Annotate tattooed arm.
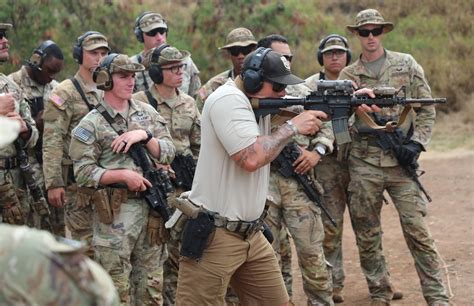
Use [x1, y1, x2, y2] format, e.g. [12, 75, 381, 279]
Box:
[231, 110, 326, 172]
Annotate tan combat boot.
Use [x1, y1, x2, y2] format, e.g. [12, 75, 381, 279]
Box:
[391, 286, 403, 300]
[332, 287, 344, 303]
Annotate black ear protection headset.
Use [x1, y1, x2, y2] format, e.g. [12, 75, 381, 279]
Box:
[28, 40, 56, 70]
[241, 47, 272, 94]
[72, 31, 103, 64]
[134, 12, 168, 43]
[317, 34, 352, 66]
[92, 53, 120, 91]
[148, 44, 170, 84]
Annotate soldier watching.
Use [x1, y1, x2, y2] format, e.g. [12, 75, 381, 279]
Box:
[195, 27, 257, 112]
[69, 54, 175, 304]
[42, 31, 109, 244]
[131, 11, 201, 98]
[9, 40, 65, 233]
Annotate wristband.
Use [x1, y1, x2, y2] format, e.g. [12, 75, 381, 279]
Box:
[141, 130, 153, 144]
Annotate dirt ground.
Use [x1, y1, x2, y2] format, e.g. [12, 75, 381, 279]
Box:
[291, 150, 474, 305]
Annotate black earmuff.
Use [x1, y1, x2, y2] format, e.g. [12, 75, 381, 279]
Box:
[242, 47, 272, 94]
[28, 40, 56, 70]
[148, 44, 170, 84]
[92, 53, 120, 91]
[316, 34, 352, 66]
[72, 31, 102, 64]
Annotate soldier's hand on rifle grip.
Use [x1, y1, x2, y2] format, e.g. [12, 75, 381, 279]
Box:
[0, 93, 15, 115]
[394, 141, 422, 166]
[48, 187, 66, 208]
[291, 110, 327, 135]
[293, 147, 320, 174]
[122, 169, 152, 192]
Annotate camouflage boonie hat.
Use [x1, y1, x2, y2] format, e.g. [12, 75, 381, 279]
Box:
[347, 9, 394, 33]
[0, 23, 12, 31]
[109, 54, 144, 73]
[321, 37, 349, 53]
[220, 27, 257, 49]
[139, 12, 167, 32]
[153, 46, 190, 66]
[82, 32, 110, 51]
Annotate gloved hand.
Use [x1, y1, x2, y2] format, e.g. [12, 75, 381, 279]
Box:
[394, 141, 422, 166]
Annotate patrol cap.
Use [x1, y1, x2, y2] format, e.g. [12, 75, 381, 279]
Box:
[0, 23, 12, 31]
[82, 32, 110, 51]
[321, 36, 349, 53]
[139, 12, 167, 32]
[108, 54, 144, 73]
[220, 27, 257, 49]
[347, 9, 394, 33]
[244, 50, 303, 85]
[151, 46, 190, 66]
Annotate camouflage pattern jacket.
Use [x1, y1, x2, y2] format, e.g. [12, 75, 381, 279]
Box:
[133, 86, 201, 157]
[42, 72, 103, 190]
[339, 49, 435, 167]
[69, 99, 175, 188]
[195, 69, 235, 112]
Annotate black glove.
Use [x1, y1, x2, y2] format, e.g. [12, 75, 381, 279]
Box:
[394, 141, 422, 166]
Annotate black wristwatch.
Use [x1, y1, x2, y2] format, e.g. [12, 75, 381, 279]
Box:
[141, 130, 153, 144]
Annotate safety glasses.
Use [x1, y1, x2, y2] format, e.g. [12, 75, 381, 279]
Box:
[228, 45, 255, 57]
[357, 27, 384, 37]
[145, 28, 167, 37]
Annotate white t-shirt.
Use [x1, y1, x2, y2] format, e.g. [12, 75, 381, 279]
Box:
[189, 79, 271, 221]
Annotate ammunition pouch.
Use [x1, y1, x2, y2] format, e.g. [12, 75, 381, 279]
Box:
[0, 183, 25, 225]
[91, 188, 113, 225]
[147, 210, 169, 246]
[180, 211, 216, 260]
[31, 199, 50, 217]
[61, 160, 76, 186]
[0, 156, 19, 169]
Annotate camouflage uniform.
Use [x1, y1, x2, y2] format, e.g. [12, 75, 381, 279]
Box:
[43, 72, 103, 243]
[340, 45, 449, 304]
[8, 66, 63, 233]
[306, 72, 350, 291]
[133, 46, 201, 306]
[266, 83, 335, 305]
[196, 69, 234, 112]
[0, 74, 39, 225]
[70, 93, 175, 305]
[0, 224, 119, 305]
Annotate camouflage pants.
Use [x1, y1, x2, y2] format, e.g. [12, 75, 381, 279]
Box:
[93, 199, 165, 305]
[347, 156, 449, 304]
[0, 168, 29, 225]
[266, 171, 333, 305]
[279, 227, 293, 297]
[65, 185, 93, 255]
[163, 232, 179, 306]
[315, 154, 350, 289]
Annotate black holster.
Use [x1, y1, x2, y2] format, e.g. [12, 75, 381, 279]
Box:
[180, 211, 215, 260]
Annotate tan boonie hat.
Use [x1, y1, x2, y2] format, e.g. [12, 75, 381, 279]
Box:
[0, 23, 12, 31]
[346, 9, 394, 33]
[109, 54, 144, 74]
[155, 46, 190, 66]
[82, 33, 110, 51]
[220, 27, 257, 49]
[139, 13, 167, 32]
[321, 37, 349, 53]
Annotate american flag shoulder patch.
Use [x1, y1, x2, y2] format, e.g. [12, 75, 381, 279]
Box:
[73, 126, 93, 143]
[50, 94, 65, 109]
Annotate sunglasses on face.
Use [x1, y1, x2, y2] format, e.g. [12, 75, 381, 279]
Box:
[161, 63, 187, 73]
[272, 82, 287, 93]
[357, 27, 384, 37]
[0, 32, 7, 40]
[228, 45, 255, 56]
[282, 54, 293, 62]
[145, 28, 167, 37]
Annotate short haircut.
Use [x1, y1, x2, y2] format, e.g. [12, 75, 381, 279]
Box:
[43, 44, 64, 61]
[257, 34, 289, 48]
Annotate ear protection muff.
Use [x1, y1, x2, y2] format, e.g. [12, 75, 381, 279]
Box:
[148, 44, 170, 84]
[92, 53, 120, 91]
[28, 40, 56, 70]
[317, 34, 352, 66]
[73, 31, 102, 64]
[242, 47, 272, 94]
[134, 11, 152, 43]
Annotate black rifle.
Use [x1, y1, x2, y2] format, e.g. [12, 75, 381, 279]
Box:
[128, 143, 174, 222]
[170, 154, 196, 191]
[272, 142, 336, 226]
[26, 97, 44, 164]
[251, 80, 446, 145]
[14, 139, 52, 230]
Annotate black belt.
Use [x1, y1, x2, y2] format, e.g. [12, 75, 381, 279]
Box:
[0, 157, 19, 169]
[211, 211, 266, 239]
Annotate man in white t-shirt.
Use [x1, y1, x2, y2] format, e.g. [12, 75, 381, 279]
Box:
[175, 48, 327, 305]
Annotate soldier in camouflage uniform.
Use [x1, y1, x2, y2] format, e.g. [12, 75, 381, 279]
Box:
[9, 40, 65, 234]
[133, 46, 201, 306]
[0, 23, 39, 226]
[259, 34, 335, 306]
[341, 9, 449, 306]
[0, 224, 119, 305]
[42, 32, 109, 244]
[195, 27, 257, 112]
[131, 12, 201, 98]
[69, 54, 175, 305]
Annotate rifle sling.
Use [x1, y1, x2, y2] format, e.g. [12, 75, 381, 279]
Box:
[71, 78, 95, 111]
[145, 89, 158, 110]
[355, 105, 412, 132]
[95, 103, 126, 135]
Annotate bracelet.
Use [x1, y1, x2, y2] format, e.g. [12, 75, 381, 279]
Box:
[285, 120, 299, 136]
[141, 130, 153, 144]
